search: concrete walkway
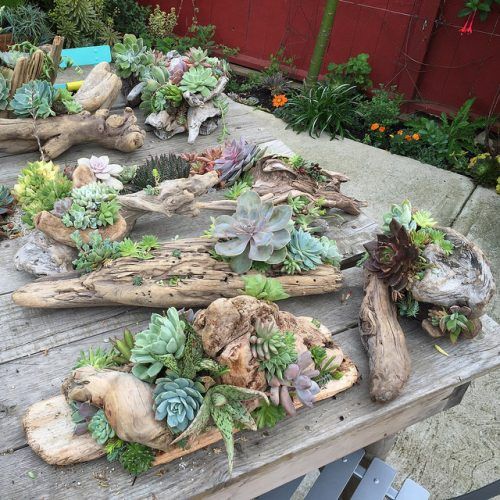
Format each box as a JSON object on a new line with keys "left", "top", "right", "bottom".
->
{"left": 227, "top": 102, "right": 499, "bottom": 499}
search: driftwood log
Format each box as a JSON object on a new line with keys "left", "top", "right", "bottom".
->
{"left": 12, "top": 238, "right": 343, "bottom": 309}
{"left": 0, "top": 108, "right": 145, "bottom": 159}
{"left": 359, "top": 271, "right": 411, "bottom": 402}
{"left": 24, "top": 302, "right": 359, "bottom": 466}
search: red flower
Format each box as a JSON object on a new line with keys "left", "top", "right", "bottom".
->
{"left": 459, "top": 10, "right": 476, "bottom": 35}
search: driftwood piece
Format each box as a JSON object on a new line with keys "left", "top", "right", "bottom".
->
{"left": 12, "top": 238, "right": 343, "bottom": 309}
{"left": 0, "top": 108, "right": 145, "bottom": 159}
{"left": 408, "top": 227, "right": 495, "bottom": 319}
{"left": 48, "top": 36, "right": 64, "bottom": 85}
{"left": 187, "top": 101, "right": 221, "bottom": 144}
{"left": 74, "top": 62, "right": 122, "bottom": 112}
{"left": 359, "top": 271, "right": 411, "bottom": 402}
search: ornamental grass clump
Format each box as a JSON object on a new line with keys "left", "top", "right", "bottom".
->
{"left": 213, "top": 190, "right": 293, "bottom": 273}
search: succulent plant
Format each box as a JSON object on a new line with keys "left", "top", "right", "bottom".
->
{"left": 0, "top": 185, "right": 14, "bottom": 216}
{"left": 185, "top": 47, "right": 208, "bottom": 66}
{"left": 364, "top": 219, "right": 419, "bottom": 291}
{"left": 88, "top": 409, "right": 115, "bottom": 445}
{"left": 214, "top": 139, "right": 265, "bottom": 185}
{"left": 286, "top": 228, "right": 324, "bottom": 271}
{"left": 153, "top": 372, "right": 205, "bottom": 433}
{"left": 9, "top": 79, "right": 56, "bottom": 118}
{"left": 118, "top": 165, "right": 138, "bottom": 185}
{"left": 179, "top": 66, "right": 217, "bottom": 97}
{"left": 54, "top": 87, "right": 83, "bottom": 115}
{"left": 131, "top": 309, "right": 187, "bottom": 381}
{"left": 172, "top": 384, "right": 268, "bottom": 475}
{"left": 382, "top": 200, "right": 414, "bottom": 233}
{"left": 77, "top": 155, "right": 124, "bottom": 190}
{"left": 140, "top": 66, "right": 183, "bottom": 114}
{"left": 112, "top": 34, "right": 154, "bottom": 79}
{"left": 70, "top": 400, "right": 99, "bottom": 435}
{"left": 429, "top": 305, "right": 477, "bottom": 343}
{"left": 249, "top": 318, "right": 283, "bottom": 360}
{"left": 131, "top": 154, "right": 190, "bottom": 190}
{"left": 269, "top": 351, "right": 320, "bottom": 416}
{"left": 0, "top": 73, "right": 9, "bottom": 111}
{"left": 213, "top": 190, "right": 292, "bottom": 273}
{"left": 71, "top": 230, "right": 121, "bottom": 273}
{"left": 119, "top": 442, "right": 155, "bottom": 475}
{"left": 259, "top": 72, "right": 291, "bottom": 95}
{"left": 181, "top": 146, "right": 222, "bottom": 174}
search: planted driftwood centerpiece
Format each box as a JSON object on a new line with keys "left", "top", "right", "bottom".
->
{"left": 23, "top": 297, "right": 359, "bottom": 475}
{"left": 359, "top": 201, "right": 495, "bottom": 402}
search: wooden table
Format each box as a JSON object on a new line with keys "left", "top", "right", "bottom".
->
{"left": 1, "top": 104, "right": 498, "bottom": 499}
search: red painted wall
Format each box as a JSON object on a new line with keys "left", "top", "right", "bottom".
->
{"left": 140, "top": 0, "right": 500, "bottom": 116}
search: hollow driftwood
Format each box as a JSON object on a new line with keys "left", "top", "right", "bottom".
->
{"left": 359, "top": 271, "right": 411, "bottom": 402}
{"left": 24, "top": 307, "right": 359, "bottom": 466}
{"left": 0, "top": 108, "right": 145, "bottom": 159}
{"left": 12, "top": 238, "right": 343, "bottom": 309}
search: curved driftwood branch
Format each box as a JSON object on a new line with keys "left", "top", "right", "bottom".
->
{"left": 0, "top": 108, "right": 145, "bottom": 159}
{"left": 359, "top": 271, "right": 411, "bottom": 402}
{"left": 409, "top": 227, "right": 495, "bottom": 319}
{"left": 12, "top": 238, "right": 343, "bottom": 309}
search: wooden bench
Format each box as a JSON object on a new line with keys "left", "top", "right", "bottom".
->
{"left": 0, "top": 104, "right": 498, "bottom": 499}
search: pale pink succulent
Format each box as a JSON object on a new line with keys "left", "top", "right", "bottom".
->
{"left": 77, "top": 156, "right": 124, "bottom": 190}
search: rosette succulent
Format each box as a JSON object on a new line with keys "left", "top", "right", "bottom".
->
{"left": 131, "top": 309, "right": 186, "bottom": 381}
{"left": 77, "top": 156, "right": 124, "bottom": 190}
{"left": 112, "top": 34, "right": 154, "bottom": 79}
{"left": 213, "top": 190, "right": 292, "bottom": 273}
{"left": 249, "top": 318, "right": 283, "bottom": 361}
{"left": 88, "top": 409, "right": 115, "bottom": 445}
{"left": 153, "top": 372, "right": 205, "bottom": 433}
{"left": 214, "top": 139, "right": 265, "bottom": 185}
{"left": 9, "top": 79, "right": 56, "bottom": 118}
{"left": 179, "top": 66, "right": 217, "bottom": 97}
{"left": 186, "top": 47, "right": 208, "bottom": 66}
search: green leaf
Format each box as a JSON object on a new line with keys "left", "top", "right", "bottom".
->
{"left": 242, "top": 274, "right": 290, "bottom": 302}
{"left": 252, "top": 402, "right": 286, "bottom": 429}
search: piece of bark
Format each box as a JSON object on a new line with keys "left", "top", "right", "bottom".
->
{"left": 48, "top": 36, "right": 64, "bottom": 85}
{"left": 34, "top": 211, "right": 128, "bottom": 248}
{"left": 14, "top": 230, "right": 76, "bottom": 276}
{"left": 9, "top": 50, "right": 45, "bottom": 98}
{"left": 12, "top": 238, "right": 343, "bottom": 309}
{"left": 72, "top": 164, "right": 97, "bottom": 188}
{"left": 359, "top": 271, "right": 411, "bottom": 402}
{"left": 408, "top": 227, "right": 495, "bottom": 319}
{"left": 74, "top": 62, "right": 122, "bottom": 112}
{"left": 0, "top": 108, "right": 145, "bottom": 159}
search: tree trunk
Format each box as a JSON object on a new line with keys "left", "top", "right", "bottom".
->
{"left": 306, "top": 0, "right": 339, "bottom": 86}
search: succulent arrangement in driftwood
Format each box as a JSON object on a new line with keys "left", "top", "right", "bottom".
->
{"left": 358, "top": 200, "right": 495, "bottom": 402}
{"left": 23, "top": 297, "right": 359, "bottom": 475}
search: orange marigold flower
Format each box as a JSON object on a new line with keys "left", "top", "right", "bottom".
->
{"left": 397, "top": 129, "right": 403, "bottom": 135}
{"left": 370, "top": 123, "right": 379, "bottom": 131}
{"left": 412, "top": 133, "right": 420, "bottom": 141}
{"left": 379, "top": 126, "right": 386, "bottom": 133}
{"left": 272, "top": 94, "right": 288, "bottom": 108}
{"left": 405, "top": 134, "right": 412, "bottom": 141}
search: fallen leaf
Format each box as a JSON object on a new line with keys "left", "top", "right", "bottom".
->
{"left": 27, "top": 471, "right": 37, "bottom": 479}
{"left": 434, "top": 344, "right": 449, "bottom": 356}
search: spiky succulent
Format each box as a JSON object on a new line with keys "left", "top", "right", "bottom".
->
{"left": 172, "top": 384, "right": 268, "bottom": 475}
{"left": 112, "top": 34, "right": 154, "bottom": 79}
{"left": 429, "top": 306, "right": 477, "bottom": 343}
{"left": 269, "top": 351, "right": 320, "bottom": 416}
{"left": 9, "top": 79, "right": 56, "bottom": 118}
{"left": 364, "top": 219, "right": 419, "bottom": 291}
{"left": 0, "top": 73, "right": 9, "bottom": 111}
{"left": 213, "top": 190, "right": 292, "bottom": 273}
{"left": 119, "top": 443, "right": 155, "bottom": 475}
{"left": 259, "top": 72, "right": 291, "bottom": 94}
{"left": 258, "top": 330, "right": 297, "bottom": 381}
{"left": 61, "top": 182, "right": 120, "bottom": 230}
{"left": 131, "top": 309, "right": 186, "bottom": 381}
{"left": 0, "top": 185, "right": 14, "bottom": 216}
{"left": 249, "top": 318, "right": 283, "bottom": 360}
{"left": 88, "top": 409, "right": 115, "bottom": 445}
{"left": 77, "top": 156, "right": 124, "bottom": 190}
{"left": 153, "top": 372, "right": 205, "bottom": 434}
{"left": 132, "top": 154, "right": 190, "bottom": 190}
{"left": 186, "top": 47, "right": 209, "bottom": 66}
{"left": 214, "top": 139, "right": 265, "bottom": 185}
{"left": 179, "top": 66, "right": 217, "bottom": 97}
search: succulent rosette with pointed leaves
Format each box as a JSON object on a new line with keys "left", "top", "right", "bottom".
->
{"left": 78, "top": 156, "right": 124, "bottom": 191}
{"left": 213, "top": 191, "right": 293, "bottom": 273}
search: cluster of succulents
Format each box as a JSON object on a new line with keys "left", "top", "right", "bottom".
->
{"left": 131, "top": 153, "right": 190, "bottom": 190}
{"left": 13, "top": 160, "right": 72, "bottom": 227}
{"left": 140, "top": 65, "right": 183, "bottom": 115}
{"left": 181, "top": 146, "right": 222, "bottom": 174}
{"left": 179, "top": 65, "right": 218, "bottom": 97}
{"left": 112, "top": 34, "right": 154, "bottom": 79}
{"left": 214, "top": 139, "right": 265, "bottom": 185}
{"left": 250, "top": 318, "right": 286, "bottom": 361}
{"left": 9, "top": 79, "right": 56, "bottom": 118}
{"left": 213, "top": 190, "right": 293, "bottom": 273}
{"left": 428, "top": 305, "right": 477, "bottom": 343}
{"left": 130, "top": 309, "right": 187, "bottom": 381}
{"left": 61, "top": 182, "right": 120, "bottom": 230}
{"left": 71, "top": 231, "right": 121, "bottom": 273}
{"left": 77, "top": 156, "right": 124, "bottom": 190}
{"left": 153, "top": 372, "right": 205, "bottom": 433}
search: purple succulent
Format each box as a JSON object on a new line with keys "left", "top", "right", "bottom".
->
{"left": 51, "top": 197, "right": 73, "bottom": 217}
{"left": 78, "top": 155, "right": 124, "bottom": 190}
{"left": 269, "top": 351, "right": 320, "bottom": 416}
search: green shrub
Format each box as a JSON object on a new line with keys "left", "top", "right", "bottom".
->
{"left": 358, "top": 86, "right": 403, "bottom": 128}
{"left": 326, "top": 53, "right": 372, "bottom": 89}
{"left": 276, "top": 82, "right": 362, "bottom": 139}
{"left": 104, "top": 0, "right": 150, "bottom": 37}
{"left": 3, "top": 3, "right": 53, "bottom": 45}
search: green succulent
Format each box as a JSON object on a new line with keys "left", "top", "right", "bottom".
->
{"left": 186, "top": 47, "right": 208, "bottom": 66}
{"left": 285, "top": 229, "right": 324, "bottom": 271}
{"left": 55, "top": 87, "right": 83, "bottom": 114}
{"left": 258, "top": 330, "right": 297, "bottom": 381}
{"left": 249, "top": 318, "right": 284, "bottom": 360}
{"left": 251, "top": 402, "right": 286, "bottom": 430}
{"left": 88, "top": 409, "right": 115, "bottom": 445}
{"left": 71, "top": 230, "right": 121, "bottom": 273}
{"left": 131, "top": 309, "right": 186, "bottom": 381}
{"left": 153, "top": 372, "right": 205, "bottom": 434}
{"left": 132, "top": 154, "right": 190, "bottom": 190}
{"left": 0, "top": 73, "right": 9, "bottom": 111}
{"left": 9, "top": 79, "right": 56, "bottom": 118}
{"left": 74, "top": 346, "right": 115, "bottom": 369}
{"left": 119, "top": 442, "right": 155, "bottom": 475}
{"left": 172, "top": 384, "right": 268, "bottom": 474}
{"left": 382, "top": 200, "right": 414, "bottom": 233}
{"left": 112, "top": 34, "right": 154, "bottom": 79}
{"left": 140, "top": 77, "right": 183, "bottom": 115}
{"left": 0, "top": 185, "right": 14, "bottom": 216}
{"left": 242, "top": 274, "right": 289, "bottom": 302}
{"left": 179, "top": 66, "right": 217, "bottom": 97}
{"left": 397, "top": 292, "right": 420, "bottom": 318}
{"left": 213, "top": 190, "right": 292, "bottom": 273}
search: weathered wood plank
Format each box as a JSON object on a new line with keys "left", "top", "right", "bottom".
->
{"left": 1, "top": 316, "right": 498, "bottom": 499}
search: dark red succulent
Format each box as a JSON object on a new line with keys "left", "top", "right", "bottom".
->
{"left": 363, "top": 219, "right": 419, "bottom": 291}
